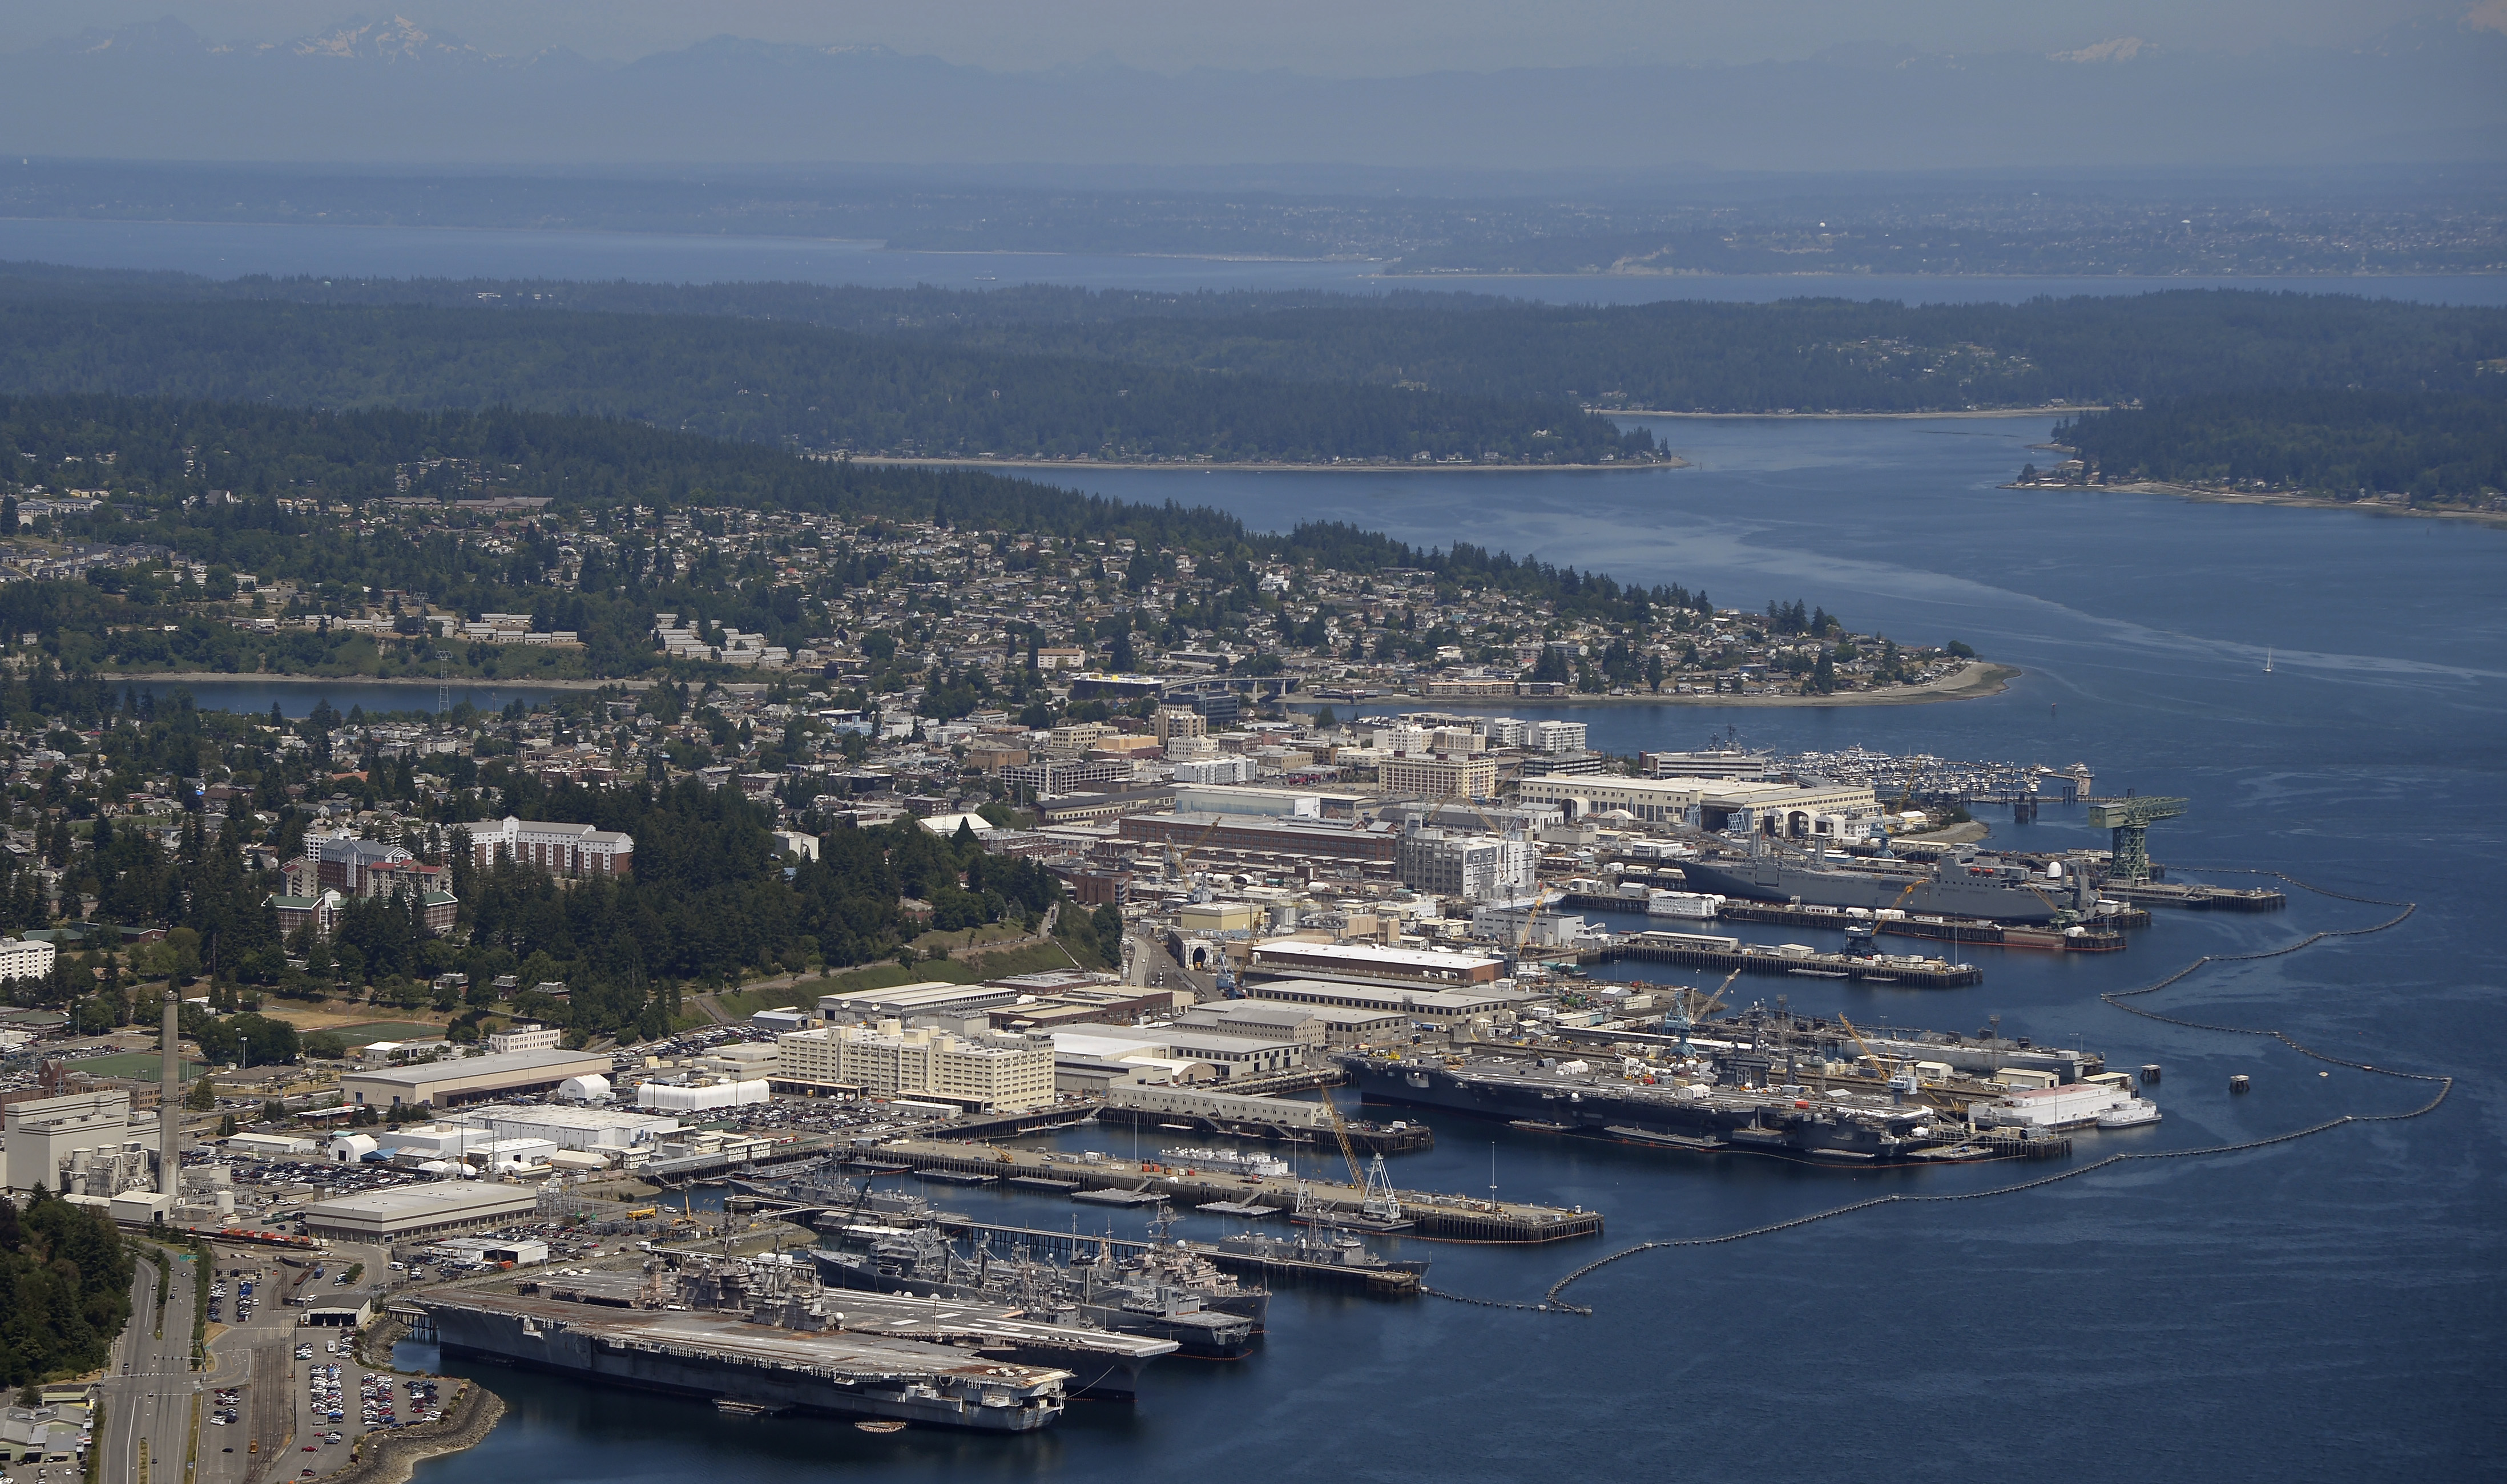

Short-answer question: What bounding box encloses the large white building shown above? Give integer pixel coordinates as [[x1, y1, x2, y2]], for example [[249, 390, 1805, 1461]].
[[777, 1021, 1053, 1112], [1172, 756, 1256, 785], [463, 816, 635, 878], [1377, 754, 1498, 800], [0, 937, 57, 985], [1527, 720, 1589, 755], [1396, 826, 1537, 902], [1514, 775, 1880, 836]]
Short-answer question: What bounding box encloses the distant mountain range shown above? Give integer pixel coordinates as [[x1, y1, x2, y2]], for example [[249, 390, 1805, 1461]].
[[1, 15, 2500, 170]]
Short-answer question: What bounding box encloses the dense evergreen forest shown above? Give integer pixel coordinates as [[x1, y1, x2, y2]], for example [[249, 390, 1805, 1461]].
[[0, 1194, 132, 1385], [2051, 392, 2507, 504], [0, 296, 1655, 466], [7, 263, 2499, 413], [0, 394, 1702, 680]]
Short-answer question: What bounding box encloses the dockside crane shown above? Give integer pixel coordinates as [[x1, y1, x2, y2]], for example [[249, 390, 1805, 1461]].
[[2086, 796, 2188, 884], [1662, 964, 1743, 1056], [1323, 1090, 1402, 1224]]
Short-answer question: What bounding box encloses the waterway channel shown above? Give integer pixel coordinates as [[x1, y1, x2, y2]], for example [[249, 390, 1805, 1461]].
[[372, 414, 2500, 1482]]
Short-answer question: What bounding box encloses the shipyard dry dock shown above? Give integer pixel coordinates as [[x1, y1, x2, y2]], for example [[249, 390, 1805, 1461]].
[[413, 1286, 1072, 1429]]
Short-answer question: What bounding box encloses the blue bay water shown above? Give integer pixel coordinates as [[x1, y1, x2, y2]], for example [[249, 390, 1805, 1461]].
[[379, 418, 2500, 1482], [5, 216, 2507, 305]]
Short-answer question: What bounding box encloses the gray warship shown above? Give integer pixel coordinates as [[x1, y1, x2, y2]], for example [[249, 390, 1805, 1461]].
[[1678, 842, 2095, 923], [811, 1224, 1261, 1358], [414, 1260, 1071, 1430]]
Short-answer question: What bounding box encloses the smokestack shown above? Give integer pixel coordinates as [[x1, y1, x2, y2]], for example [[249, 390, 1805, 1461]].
[[159, 996, 180, 1199]]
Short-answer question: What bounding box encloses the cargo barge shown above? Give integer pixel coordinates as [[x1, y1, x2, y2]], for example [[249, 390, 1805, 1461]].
[[413, 1275, 1071, 1430]]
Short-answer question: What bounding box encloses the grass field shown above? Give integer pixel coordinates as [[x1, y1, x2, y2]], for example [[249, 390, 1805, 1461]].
[[73, 1052, 208, 1081], [315, 1021, 446, 1045], [706, 940, 1092, 1022]]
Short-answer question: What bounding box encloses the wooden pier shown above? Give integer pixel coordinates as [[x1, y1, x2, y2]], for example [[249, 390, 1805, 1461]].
[[878, 1138, 1604, 1244]]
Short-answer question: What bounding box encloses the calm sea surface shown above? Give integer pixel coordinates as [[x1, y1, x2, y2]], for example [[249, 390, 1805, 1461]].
[[4, 216, 2506, 305], [381, 417, 2500, 1482]]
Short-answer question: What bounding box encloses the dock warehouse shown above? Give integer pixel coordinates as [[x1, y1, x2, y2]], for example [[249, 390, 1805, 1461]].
[[1244, 941, 1504, 989], [1243, 976, 1529, 1025], [1515, 776, 1878, 835], [299, 1179, 540, 1240], [340, 1047, 612, 1110]]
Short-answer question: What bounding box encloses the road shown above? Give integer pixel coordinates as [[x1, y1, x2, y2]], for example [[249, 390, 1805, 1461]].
[[190, 1241, 398, 1484], [99, 1247, 198, 1484]]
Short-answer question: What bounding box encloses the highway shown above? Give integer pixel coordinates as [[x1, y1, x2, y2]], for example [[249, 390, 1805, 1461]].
[[99, 1247, 198, 1484]]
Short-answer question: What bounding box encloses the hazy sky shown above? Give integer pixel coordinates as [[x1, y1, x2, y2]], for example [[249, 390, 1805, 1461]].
[[2, 0, 2490, 74]]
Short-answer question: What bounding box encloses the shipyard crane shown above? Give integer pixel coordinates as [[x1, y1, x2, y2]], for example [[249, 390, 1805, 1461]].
[[1661, 964, 1743, 1055], [2086, 796, 2188, 884], [1322, 1090, 1403, 1224], [1833, 1013, 1896, 1079]]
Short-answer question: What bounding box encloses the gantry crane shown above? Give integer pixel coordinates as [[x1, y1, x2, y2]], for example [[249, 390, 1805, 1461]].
[[2086, 796, 2187, 884], [1323, 1091, 1402, 1224]]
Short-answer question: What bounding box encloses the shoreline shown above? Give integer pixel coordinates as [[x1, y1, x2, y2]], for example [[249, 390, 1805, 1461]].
[[92, 672, 646, 691], [1611, 408, 2090, 421], [2005, 481, 2507, 529], [1288, 661, 2017, 711], [848, 455, 1685, 473]]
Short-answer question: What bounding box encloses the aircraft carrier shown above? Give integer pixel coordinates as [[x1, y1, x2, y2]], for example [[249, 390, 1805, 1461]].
[[1340, 1010, 2097, 1166], [412, 1264, 1072, 1430]]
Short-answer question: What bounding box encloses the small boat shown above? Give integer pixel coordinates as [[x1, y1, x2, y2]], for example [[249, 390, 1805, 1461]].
[[2097, 1099, 2162, 1129], [2264, 648, 2274, 674], [1508, 1119, 1574, 1134], [1786, 967, 1851, 979], [854, 1419, 908, 1434]]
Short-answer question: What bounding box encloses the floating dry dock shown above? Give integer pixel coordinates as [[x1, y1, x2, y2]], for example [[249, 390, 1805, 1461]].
[[879, 1137, 1603, 1244], [2103, 880, 2286, 912], [413, 1284, 1072, 1429]]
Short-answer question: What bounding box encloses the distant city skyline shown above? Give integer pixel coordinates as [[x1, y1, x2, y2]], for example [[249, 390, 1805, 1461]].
[[2, 0, 2495, 76]]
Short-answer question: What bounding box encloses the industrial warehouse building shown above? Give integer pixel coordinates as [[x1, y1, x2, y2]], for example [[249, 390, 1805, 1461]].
[[298, 1179, 541, 1240], [340, 1047, 612, 1110], [1244, 941, 1505, 989], [1514, 776, 1879, 836], [1243, 975, 1529, 1025]]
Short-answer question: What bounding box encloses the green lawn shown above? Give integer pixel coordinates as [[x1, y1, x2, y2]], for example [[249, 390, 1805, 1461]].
[[320, 1021, 446, 1045], [75, 1052, 209, 1082]]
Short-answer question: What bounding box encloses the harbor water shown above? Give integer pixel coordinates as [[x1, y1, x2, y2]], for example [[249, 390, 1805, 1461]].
[[389, 415, 2500, 1481], [9, 216, 2507, 305]]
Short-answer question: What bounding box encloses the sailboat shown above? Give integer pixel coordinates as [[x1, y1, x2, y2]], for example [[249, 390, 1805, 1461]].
[[2264, 648, 2274, 674]]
